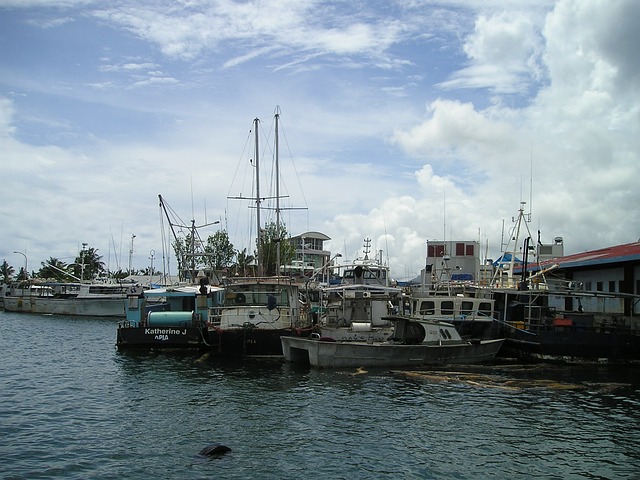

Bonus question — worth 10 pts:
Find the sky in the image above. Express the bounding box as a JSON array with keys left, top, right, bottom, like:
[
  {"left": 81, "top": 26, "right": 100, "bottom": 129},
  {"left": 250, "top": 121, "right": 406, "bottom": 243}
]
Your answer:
[{"left": 1, "top": 0, "right": 639, "bottom": 281}]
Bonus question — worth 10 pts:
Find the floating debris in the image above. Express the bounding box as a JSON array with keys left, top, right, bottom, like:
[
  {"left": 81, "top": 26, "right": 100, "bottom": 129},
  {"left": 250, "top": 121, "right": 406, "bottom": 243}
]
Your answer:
[
  {"left": 199, "top": 443, "right": 231, "bottom": 457},
  {"left": 392, "top": 369, "right": 631, "bottom": 392}
]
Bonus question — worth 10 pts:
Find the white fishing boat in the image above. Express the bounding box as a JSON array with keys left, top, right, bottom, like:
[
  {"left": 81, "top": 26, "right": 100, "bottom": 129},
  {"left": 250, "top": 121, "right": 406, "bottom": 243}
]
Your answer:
[
  {"left": 207, "top": 111, "right": 313, "bottom": 356},
  {"left": 3, "top": 281, "right": 134, "bottom": 317},
  {"left": 281, "top": 315, "right": 504, "bottom": 368},
  {"left": 208, "top": 276, "right": 312, "bottom": 356},
  {"left": 308, "top": 238, "right": 404, "bottom": 342}
]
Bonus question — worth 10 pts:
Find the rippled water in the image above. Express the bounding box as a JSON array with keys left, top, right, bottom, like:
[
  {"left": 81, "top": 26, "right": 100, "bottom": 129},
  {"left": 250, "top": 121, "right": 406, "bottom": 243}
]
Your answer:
[{"left": 1, "top": 310, "right": 640, "bottom": 479}]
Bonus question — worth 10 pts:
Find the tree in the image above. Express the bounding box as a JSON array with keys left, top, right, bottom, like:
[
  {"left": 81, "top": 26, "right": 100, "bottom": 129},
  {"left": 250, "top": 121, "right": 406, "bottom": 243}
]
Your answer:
[
  {"left": 258, "top": 221, "right": 296, "bottom": 276},
  {"left": 172, "top": 234, "right": 207, "bottom": 281},
  {"left": 38, "top": 257, "right": 70, "bottom": 280},
  {"left": 72, "top": 246, "right": 105, "bottom": 280},
  {"left": 16, "top": 267, "right": 28, "bottom": 282},
  {"left": 205, "top": 230, "right": 235, "bottom": 270},
  {"left": 234, "top": 248, "right": 255, "bottom": 277},
  {"left": 1, "top": 260, "right": 15, "bottom": 283}
]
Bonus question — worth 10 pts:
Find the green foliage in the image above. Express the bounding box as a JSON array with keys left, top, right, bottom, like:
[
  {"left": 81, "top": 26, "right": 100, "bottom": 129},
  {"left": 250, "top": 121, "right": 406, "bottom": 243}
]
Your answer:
[
  {"left": 1, "top": 260, "right": 15, "bottom": 283},
  {"left": 72, "top": 246, "right": 105, "bottom": 280},
  {"left": 173, "top": 230, "right": 236, "bottom": 280},
  {"left": 234, "top": 248, "right": 255, "bottom": 276},
  {"left": 37, "top": 257, "right": 70, "bottom": 280},
  {"left": 259, "top": 221, "right": 295, "bottom": 276},
  {"left": 111, "top": 269, "right": 130, "bottom": 281},
  {"left": 205, "top": 230, "right": 235, "bottom": 270}
]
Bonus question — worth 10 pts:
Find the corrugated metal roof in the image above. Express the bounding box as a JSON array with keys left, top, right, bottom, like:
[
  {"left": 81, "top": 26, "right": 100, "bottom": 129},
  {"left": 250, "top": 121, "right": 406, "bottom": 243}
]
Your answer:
[{"left": 524, "top": 242, "right": 640, "bottom": 272}]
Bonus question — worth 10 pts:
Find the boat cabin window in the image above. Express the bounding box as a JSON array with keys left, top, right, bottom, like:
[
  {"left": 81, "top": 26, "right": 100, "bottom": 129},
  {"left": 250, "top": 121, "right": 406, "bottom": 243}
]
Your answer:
[
  {"left": 441, "top": 301, "right": 454, "bottom": 315},
  {"left": 460, "top": 301, "right": 474, "bottom": 315},
  {"left": 343, "top": 268, "right": 386, "bottom": 281},
  {"left": 418, "top": 301, "right": 435, "bottom": 315},
  {"left": 479, "top": 302, "right": 492, "bottom": 316}
]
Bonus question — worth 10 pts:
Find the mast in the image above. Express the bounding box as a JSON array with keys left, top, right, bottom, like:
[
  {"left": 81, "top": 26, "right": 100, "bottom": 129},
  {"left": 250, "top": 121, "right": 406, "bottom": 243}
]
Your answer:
[
  {"left": 275, "top": 108, "right": 281, "bottom": 275},
  {"left": 254, "top": 117, "right": 263, "bottom": 277}
]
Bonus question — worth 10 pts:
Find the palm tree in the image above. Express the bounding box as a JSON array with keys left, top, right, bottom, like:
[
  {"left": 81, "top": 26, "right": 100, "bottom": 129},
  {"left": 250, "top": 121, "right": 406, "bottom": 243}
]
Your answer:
[
  {"left": 38, "top": 257, "right": 69, "bottom": 280},
  {"left": 72, "top": 246, "right": 105, "bottom": 281},
  {"left": 1, "top": 260, "right": 15, "bottom": 283},
  {"left": 235, "top": 248, "right": 255, "bottom": 277}
]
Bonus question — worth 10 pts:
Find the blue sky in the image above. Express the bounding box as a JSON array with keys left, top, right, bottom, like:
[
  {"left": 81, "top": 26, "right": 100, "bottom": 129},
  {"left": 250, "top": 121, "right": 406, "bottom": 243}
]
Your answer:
[{"left": 1, "top": 0, "right": 639, "bottom": 281}]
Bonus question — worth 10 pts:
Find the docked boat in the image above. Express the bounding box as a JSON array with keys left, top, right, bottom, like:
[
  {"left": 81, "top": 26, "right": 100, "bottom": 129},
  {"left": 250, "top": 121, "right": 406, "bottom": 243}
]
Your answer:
[
  {"left": 405, "top": 239, "right": 500, "bottom": 341},
  {"left": 116, "top": 281, "right": 225, "bottom": 349},
  {"left": 207, "top": 276, "right": 313, "bottom": 356},
  {"left": 3, "top": 281, "right": 133, "bottom": 317},
  {"left": 281, "top": 315, "right": 505, "bottom": 368},
  {"left": 311, "top": 241, "right": 405, "bottom": 342},
  {"left": 491, "top": 287, "right": 640, "bottom": 363},
  {"left": 210, "top": 112, "right": 313, "bottom": 357},
  {"left": 408, "top": 281, "right": 498, "bottom": 341},
  {"left": 489, "top": 202, "right": 640, "bottom": 363}
]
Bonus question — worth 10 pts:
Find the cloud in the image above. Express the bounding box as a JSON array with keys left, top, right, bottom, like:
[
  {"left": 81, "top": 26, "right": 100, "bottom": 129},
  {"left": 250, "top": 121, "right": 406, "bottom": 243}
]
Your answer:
[{"left": 439, "top": 10, "right": 544, "bottom": 94}]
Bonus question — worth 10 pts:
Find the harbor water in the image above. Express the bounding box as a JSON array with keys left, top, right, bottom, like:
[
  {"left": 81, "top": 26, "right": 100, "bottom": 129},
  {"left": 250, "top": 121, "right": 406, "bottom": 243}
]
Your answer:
[{"left": 1, "top": 310, "right": 639, "bottom": 479}]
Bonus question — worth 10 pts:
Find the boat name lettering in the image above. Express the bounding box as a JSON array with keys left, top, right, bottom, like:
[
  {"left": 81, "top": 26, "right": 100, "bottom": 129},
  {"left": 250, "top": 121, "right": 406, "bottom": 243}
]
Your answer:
[{"left": 144, "top": 328, "right": 186, "bottom": 336}]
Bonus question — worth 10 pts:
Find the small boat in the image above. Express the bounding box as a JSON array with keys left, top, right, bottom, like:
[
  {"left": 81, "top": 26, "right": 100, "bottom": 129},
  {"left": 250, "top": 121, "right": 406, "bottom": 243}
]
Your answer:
[
  {"left": 281, "top": 315, "right": 505, "bottom": 368},
  {"left": 116, "top": 281, "right": 225, "bottom": 349}
]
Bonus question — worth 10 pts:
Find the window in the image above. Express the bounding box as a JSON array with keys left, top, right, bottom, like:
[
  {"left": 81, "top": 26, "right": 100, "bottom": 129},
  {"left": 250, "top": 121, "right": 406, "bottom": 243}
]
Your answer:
[
  {"left": 596, "top": 282, "right": 603, "bottom": 292},
  {"left": 428, "top": 245, "right": 445, "bottom": 257},
  {"left": 608, "top": 281, "right": 616, "bottom": 292},
  {"left": 461, "top": 301, "right": 474, "bottom": 315},
  {"left": 419, "top": 301, "right": 435, "bottom": 315},
  {"left": 466, "top": 244, "right": 474, "bottom": 256},
  {"left": 479, "top": 302, "right": 492, "bottom": 316},
  {"left": 441, "top": 301, "right": 454, "bottom": 315},
  {"left": 456, "top": 243, "right": 465, "bottom": 256}
]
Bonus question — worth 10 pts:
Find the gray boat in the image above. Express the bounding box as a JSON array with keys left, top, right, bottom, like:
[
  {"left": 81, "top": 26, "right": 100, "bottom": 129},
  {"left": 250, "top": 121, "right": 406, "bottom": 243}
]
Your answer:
[{"left": 281, "top": 315, "right": 504, "bottom": 368}]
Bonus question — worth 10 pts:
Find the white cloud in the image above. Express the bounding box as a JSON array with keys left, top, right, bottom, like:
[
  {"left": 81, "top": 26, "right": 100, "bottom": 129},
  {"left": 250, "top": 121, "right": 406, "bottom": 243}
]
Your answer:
[{"left": 439, "top": 10, "right": 544, "bottom": 93}]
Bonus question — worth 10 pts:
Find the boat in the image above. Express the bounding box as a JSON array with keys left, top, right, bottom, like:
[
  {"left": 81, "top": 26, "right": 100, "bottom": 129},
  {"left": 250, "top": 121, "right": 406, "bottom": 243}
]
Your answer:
[
  {"left": 116, "top": 280, "right": 225, "bottom": 349},
  {"left": 208, "top": 112, "right": 313, "bottom": 357},
  {"left": 409, "top": 287, "right": 498, "bottom": 340},
  {"left": 309, "top": 239, "right": 405, "bottom": 342},
  {"left": 407, "top": 248, "right": 499, "bottom": 341},
  {"left": 207, "top": 276, "right": 312, "bottom": 356},
  {"left": 116, "top": 193, "right": 228, "bottom": 349},
  {"left": 3, "top": 281, "right": 133, "bottom": 317},
  {"left": 489, "top": 202, "right": 640, "bottom": 363},
  {"left": 281, "top": 315, "right": 505, "bottom": 368}
]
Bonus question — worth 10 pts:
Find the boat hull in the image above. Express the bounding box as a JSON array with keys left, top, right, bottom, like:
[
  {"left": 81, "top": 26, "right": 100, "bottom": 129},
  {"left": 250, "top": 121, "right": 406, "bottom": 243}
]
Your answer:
[
  {"left": 4, "top": 296, "right": 125, "bottom": 317},
  {"left": 500, "top": 329, "right": 640, "bottom": 364},
  {"left": 209, "top": 327, "right": 314, "bottom": 357},
  {"left": 281, "top": 336, "right": 505, "bottom": 368},
  {"left": 116, "top": 325, "right": 210, "bottom": 349}
]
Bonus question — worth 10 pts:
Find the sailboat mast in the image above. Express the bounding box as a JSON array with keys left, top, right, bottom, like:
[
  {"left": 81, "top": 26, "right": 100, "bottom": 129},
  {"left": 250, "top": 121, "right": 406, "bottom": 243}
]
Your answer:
[
  {"left": 275, "top": 109, "right": 281, "bottom": 275},
  {"left": 254, "top": 117, "right": 263, "bottom": 277}
]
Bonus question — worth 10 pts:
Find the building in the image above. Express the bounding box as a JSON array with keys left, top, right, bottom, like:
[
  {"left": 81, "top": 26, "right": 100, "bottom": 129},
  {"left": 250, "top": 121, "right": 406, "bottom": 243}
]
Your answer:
[
  {"left": 281, "top": 231, "right": 331, "bottom": 278},
  {"left": 516, "top": 241, "right": 640, "bottom": 316}
]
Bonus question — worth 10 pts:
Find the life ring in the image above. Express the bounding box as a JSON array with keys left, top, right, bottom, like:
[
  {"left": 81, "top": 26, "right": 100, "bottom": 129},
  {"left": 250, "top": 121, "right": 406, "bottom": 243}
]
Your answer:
[{"left": 235, "top": 293, "right": 246, "bottom": 304}]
